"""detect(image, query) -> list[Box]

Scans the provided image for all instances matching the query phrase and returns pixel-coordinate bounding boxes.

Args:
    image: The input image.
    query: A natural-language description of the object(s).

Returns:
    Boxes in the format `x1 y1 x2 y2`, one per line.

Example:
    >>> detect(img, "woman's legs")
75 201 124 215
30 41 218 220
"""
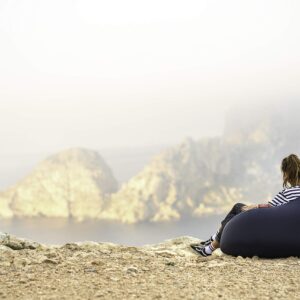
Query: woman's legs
211 238 220 250
191 202 246 256
214 203 246 243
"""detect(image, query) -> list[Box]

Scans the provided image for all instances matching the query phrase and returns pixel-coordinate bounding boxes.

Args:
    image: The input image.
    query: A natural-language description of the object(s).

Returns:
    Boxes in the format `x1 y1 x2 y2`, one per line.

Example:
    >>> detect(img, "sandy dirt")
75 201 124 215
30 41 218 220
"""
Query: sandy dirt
0 235 299 300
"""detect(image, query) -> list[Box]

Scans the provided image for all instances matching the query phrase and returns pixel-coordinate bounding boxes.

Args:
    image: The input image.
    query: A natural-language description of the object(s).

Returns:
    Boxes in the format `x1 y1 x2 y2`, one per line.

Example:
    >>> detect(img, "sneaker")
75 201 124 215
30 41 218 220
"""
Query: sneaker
190 244 210 257
190 242 202 247
190 237 213 248
199 237 214 247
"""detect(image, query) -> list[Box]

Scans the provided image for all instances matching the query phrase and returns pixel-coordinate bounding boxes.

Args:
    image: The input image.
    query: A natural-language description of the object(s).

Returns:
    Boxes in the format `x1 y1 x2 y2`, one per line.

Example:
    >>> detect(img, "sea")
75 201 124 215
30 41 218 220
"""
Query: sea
0 215 223 246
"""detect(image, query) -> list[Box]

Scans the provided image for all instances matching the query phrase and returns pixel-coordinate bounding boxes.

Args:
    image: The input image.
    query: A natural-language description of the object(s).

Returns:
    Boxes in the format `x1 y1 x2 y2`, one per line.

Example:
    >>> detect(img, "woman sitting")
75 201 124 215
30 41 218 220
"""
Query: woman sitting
191 153 300 257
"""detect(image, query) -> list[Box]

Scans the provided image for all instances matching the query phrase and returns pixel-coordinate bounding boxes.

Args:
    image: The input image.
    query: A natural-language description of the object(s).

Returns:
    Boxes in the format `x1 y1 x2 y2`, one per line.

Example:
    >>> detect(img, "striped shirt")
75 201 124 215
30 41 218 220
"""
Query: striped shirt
268 186 300 207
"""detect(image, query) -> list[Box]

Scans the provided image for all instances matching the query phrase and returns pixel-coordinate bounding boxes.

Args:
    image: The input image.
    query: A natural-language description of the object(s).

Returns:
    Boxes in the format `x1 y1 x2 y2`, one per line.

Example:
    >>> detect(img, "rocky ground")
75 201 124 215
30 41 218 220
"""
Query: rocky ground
0 234 300 299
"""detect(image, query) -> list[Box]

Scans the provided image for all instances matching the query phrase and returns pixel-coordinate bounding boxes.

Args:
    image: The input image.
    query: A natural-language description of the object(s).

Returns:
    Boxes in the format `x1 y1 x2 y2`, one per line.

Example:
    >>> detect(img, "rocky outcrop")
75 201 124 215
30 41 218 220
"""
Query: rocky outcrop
0 148 118 221
0 232 40 250
103 136 279 223
103 102 300 223
0 233 299 299
102 137 234 223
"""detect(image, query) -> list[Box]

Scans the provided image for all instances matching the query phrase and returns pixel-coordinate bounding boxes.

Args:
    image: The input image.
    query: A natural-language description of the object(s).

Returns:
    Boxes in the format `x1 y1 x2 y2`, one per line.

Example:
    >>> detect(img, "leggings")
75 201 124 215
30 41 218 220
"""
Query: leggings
215 203 246 242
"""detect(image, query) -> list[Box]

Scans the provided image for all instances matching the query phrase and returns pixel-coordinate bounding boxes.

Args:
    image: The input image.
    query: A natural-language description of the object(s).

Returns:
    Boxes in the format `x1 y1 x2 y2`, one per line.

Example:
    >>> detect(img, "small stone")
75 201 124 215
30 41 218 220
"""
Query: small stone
46 252 57 258
42 258 58 265
155 251 175 258
13 258 30 268
19 278 28 284
22 240 40 250
100 249 111 255
125 266 138 274
0 261 11 267
91 260 104 266
5 241 24 250
0 245 13 252
0 232 8 241
84 267 98 273
110 277 120 282
213 249 224 257
95 291 105 297
122 253 132 259
64 243 81 251
26 274 36 281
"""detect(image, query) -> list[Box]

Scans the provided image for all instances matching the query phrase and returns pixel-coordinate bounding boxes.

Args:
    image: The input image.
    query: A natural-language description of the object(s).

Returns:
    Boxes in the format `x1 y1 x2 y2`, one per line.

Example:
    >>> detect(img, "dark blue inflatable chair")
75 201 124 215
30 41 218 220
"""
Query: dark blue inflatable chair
220 197 300 258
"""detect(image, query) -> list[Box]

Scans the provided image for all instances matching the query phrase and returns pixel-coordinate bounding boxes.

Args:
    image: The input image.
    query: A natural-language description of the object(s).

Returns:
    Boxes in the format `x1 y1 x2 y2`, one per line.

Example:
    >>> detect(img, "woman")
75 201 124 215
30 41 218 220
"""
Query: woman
191 153 300 257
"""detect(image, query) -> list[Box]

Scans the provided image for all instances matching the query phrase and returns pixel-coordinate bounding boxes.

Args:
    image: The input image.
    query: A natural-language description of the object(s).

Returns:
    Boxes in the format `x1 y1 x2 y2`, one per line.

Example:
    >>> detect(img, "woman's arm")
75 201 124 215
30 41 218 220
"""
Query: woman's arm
241 203 272 211
257 203 272 208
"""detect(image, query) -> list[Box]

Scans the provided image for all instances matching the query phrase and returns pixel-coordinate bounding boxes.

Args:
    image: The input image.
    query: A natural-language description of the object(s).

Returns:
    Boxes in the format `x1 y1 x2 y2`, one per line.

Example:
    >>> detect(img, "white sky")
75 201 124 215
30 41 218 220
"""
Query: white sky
0 0 299 154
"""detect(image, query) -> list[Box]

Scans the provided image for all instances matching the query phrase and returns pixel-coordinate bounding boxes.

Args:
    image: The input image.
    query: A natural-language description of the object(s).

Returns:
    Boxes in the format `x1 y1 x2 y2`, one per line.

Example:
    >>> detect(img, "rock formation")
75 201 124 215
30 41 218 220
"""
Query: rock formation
0 148 118 220
0 101 299 222
102 101 300 223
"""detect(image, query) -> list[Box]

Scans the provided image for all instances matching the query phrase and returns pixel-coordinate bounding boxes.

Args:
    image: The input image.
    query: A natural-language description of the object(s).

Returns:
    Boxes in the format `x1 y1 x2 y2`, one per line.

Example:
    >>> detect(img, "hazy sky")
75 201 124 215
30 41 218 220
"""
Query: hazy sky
0 0 299 154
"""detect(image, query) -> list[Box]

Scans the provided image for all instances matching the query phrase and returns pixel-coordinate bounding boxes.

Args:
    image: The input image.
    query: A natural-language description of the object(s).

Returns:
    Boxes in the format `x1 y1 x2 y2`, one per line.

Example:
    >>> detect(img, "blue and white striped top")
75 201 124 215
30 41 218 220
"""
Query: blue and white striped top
268 186 300 207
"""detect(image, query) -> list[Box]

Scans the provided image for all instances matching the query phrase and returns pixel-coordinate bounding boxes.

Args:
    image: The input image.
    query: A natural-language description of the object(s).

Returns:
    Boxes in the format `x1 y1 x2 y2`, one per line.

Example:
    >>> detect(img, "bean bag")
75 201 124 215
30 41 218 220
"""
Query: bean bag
220 197 300 258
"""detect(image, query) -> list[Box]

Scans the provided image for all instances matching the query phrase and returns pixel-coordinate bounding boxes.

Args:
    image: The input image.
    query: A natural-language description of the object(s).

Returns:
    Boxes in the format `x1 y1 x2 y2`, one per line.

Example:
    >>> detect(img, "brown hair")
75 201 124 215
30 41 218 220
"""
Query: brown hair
281 154 300 188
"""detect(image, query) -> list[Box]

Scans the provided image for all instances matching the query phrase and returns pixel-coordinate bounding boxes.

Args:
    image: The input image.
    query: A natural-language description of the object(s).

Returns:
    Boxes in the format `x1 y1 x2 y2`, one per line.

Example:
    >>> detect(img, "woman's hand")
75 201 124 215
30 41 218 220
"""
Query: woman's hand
241 204 258 212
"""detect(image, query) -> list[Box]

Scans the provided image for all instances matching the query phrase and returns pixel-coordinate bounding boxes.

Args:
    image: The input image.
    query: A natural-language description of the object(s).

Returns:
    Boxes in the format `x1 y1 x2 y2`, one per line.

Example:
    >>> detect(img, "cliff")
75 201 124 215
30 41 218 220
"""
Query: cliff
0 148 118 221
0 102 299 222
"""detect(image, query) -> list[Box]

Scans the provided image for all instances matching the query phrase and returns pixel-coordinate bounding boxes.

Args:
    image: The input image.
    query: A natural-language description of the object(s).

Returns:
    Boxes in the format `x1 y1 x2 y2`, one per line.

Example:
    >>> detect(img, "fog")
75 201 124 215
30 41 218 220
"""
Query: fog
0 0 299 186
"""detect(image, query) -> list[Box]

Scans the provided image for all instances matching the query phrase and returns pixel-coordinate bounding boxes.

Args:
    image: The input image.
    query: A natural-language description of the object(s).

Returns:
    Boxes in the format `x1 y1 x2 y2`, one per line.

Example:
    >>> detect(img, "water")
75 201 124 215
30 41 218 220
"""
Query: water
0 215 223 246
